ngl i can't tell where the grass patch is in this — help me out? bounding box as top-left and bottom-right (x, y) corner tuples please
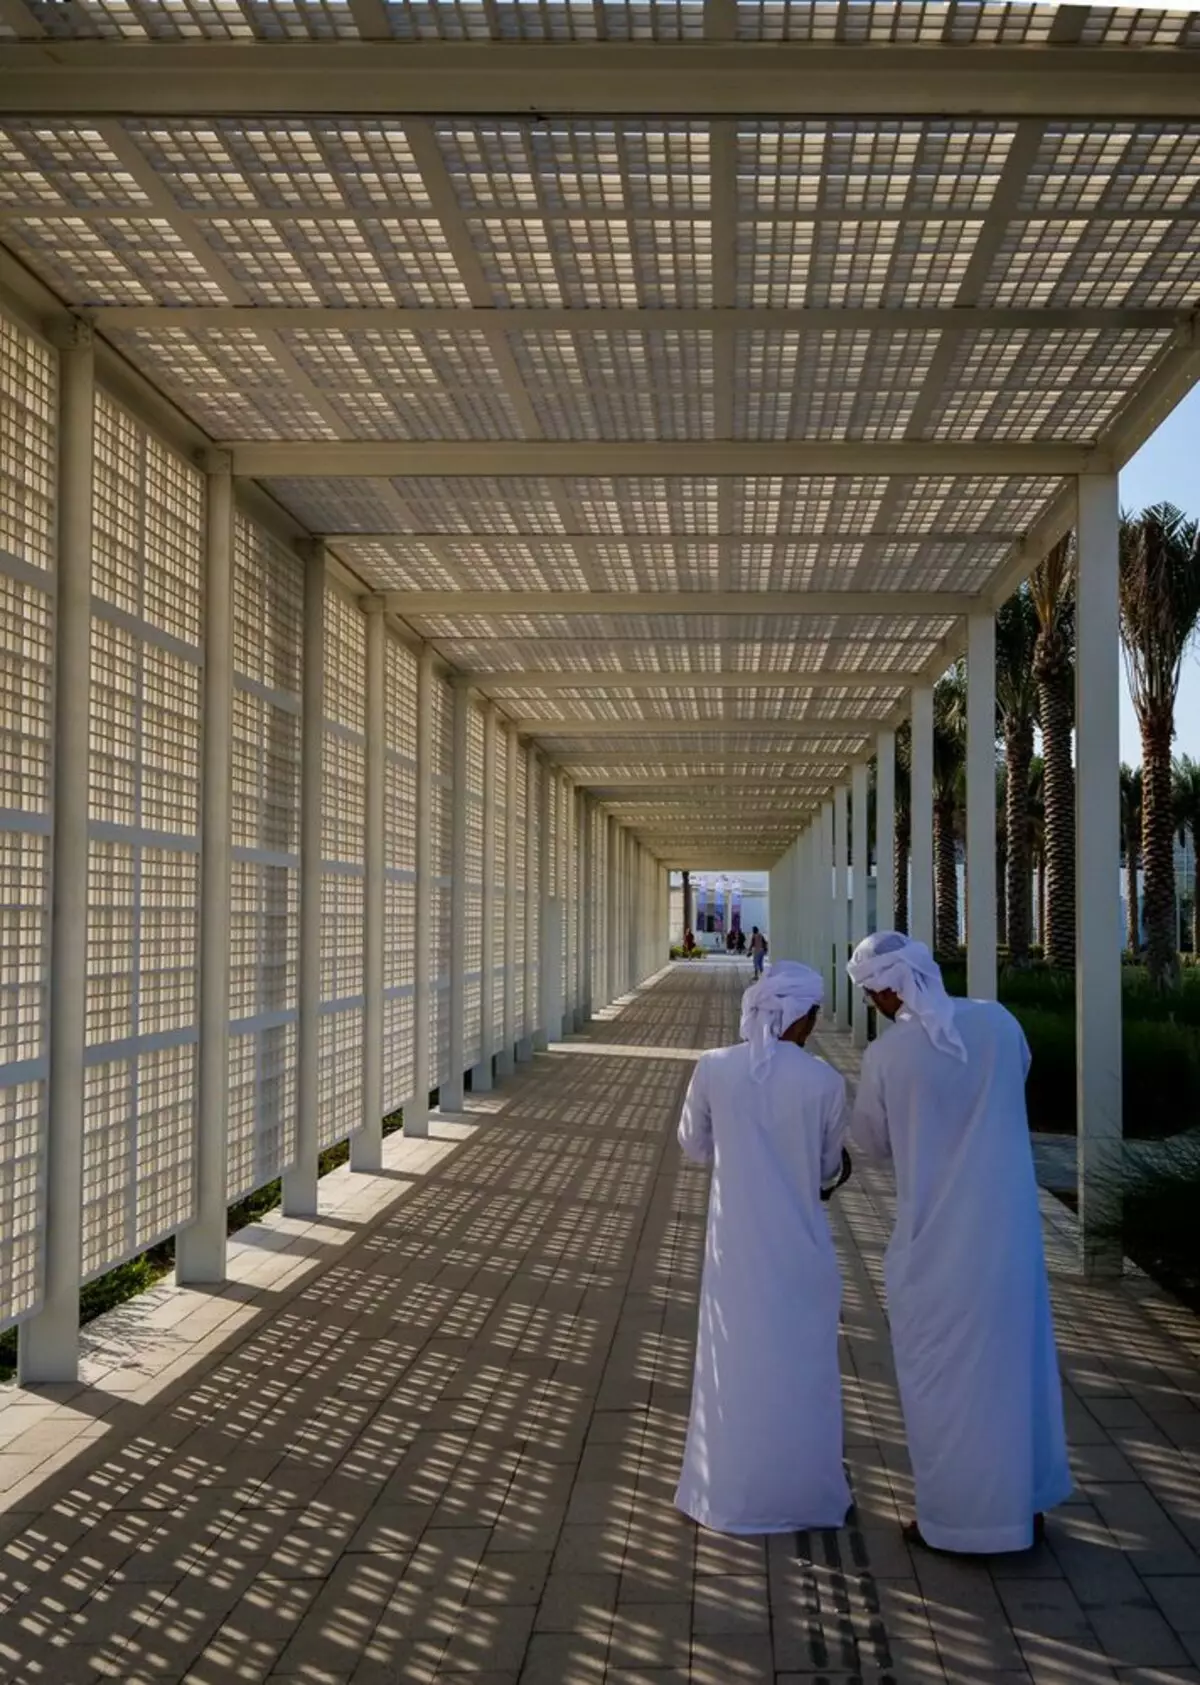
(1094, 1134), (1200, 1315)
(0, 1109), (405, 1386)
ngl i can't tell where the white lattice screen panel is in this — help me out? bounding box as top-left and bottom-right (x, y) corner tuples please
(0, 310), (54, 1330)
(464, 702), (484, 1069)
(591, 807), (607, 1006)
(492, 726), (508, 1051)
(566, 787), (578, 1009)
(513, 746), (527, 1038)
(428, 674), (453, 1086)
(82, 395), (202, 1281)
(227, 513), (302, 1199)
(383, 632), (418, 1115)
(527, 752), (541, 1031)
(318, 583), (365, 1151)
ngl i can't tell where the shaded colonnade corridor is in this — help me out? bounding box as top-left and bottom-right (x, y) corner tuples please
(2, 964), (1200, 1683)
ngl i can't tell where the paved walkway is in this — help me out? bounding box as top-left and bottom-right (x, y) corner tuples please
(2, 964), (1200, 1685)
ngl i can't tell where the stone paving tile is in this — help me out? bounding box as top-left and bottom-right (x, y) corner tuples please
(2, 966), (1200, 1684)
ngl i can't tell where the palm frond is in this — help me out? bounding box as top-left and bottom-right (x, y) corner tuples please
(1119, 503), (1200, 727)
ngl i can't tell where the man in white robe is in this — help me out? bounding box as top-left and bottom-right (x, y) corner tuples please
(675, 961), (852, 1535)
(847, 931), (1072, 1555)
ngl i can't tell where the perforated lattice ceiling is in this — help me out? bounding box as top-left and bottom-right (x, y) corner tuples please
(2, 3), (1198, 861)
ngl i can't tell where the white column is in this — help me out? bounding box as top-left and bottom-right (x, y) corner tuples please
(19, 323), (94, 1383)
(576, 790), (590, 1027)
(851, 762), (869, 1048)
(282, 541), (325, 1216)
(474, 703), (497, 1092)
(833, 785), (850, 1030)
(406, 648), (435, 1135)
(967, 613), (998, 1002)
(1076, 472), (1123, 1277)
(910, 686), (935, 950)
(178, 455), (235, 1279)
(518, 743), (537, 1060)
(608, 815), (621, 1002)
(534, 752), (554, 1050)
(443, 683), (470, 1110)
(498, 725), (518, 1077)
(350, 598), (386, 1172)
(819, 800), (835, 1004)
(876, 730), (896, 934)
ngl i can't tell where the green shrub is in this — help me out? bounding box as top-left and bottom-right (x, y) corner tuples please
(1012, 1006), (1200, 1140)
(669, 945), (705, 960)
(1090, 1133), (1200, 1313)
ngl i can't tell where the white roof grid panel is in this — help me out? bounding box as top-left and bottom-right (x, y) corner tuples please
(929, 327), (1174, 441)
(735, 329), (940, 440)
(734, 474), (891, 535)
(736, 2), (1055, 43)
(124, 120), (432, 214)
(436, 121), (709, 216)
(106, 327), (341, 439)
(980, 214), (1200, 308)
(512, 330), (712, 439)
(1078, 9), (1200, 49)
(723, 538), (1008, 592)
(886, 474), (1060, 533)
(468, 214), (711, 307)
(395, 476), (568, 532)
(1020, 124), (1200, 219)
(201, 215), (469, 306)
(0, 124), (153, 210)
(1, 216), (226, 306)
(739, 121), (1016, 217)
(282, 327), (524, 440)
(576, 759), (847, 777)
(555, 476), (721, 533)
(23, 0), (363, 37)
(347, 537), (591, 591)
(262, 476), (412, 532)
(546, 728), (869, 751)
(511, 689), (902, 722)
(435, 632), (943, 670)
(411, 610), (957, 642)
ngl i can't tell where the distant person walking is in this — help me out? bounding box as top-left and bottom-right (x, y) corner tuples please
(749, 926), (768, 977)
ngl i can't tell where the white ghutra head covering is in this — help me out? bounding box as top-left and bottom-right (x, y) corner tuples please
(846, 931), (967, 1063)
(739, 960), (824, 1083)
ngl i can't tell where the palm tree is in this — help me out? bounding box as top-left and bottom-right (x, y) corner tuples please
(1030, 535), (1075, 969)
(1027, 756), (1046, 950)
(933, 667), (967, 963)
(1120, 763), (1143, 955)
(1174, 756), (1200, 957)
(895, 720), (911, 934)
(996, 586), (1040, 967)
(996, 761), (1008, 949)
(1119, 504), (1200, 990)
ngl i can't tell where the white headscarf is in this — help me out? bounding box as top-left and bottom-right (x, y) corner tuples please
(846, 931), (968, 1063)
(739, 960), (825, 1083)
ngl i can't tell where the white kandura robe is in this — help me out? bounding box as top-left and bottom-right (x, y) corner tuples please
(675, 1039), (852, 1535)
(850, 998), (1072, 1553)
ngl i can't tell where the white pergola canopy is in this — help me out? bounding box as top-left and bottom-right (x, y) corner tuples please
(2, 2), (1199, 867)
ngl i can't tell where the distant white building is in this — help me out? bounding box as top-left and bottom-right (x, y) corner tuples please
(669, 870), (769, 949)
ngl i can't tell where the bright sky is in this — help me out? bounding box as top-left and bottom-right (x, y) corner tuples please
(1118, 383), (1200, 764)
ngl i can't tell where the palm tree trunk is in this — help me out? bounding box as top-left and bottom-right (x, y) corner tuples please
(1125, 839), (1140, 954)
(895, 811), (910, 935)
(1142, 711), (1180, 990)
(681, 869), (691, 941)
(934, 798), (959, 962)
(997, 837), (1008, 948)
(1039, 666), (1075, 970)
(1005, 718), (1034, 966)
(1037, 852), (1047, 952)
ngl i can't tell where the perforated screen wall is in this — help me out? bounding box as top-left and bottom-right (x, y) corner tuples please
(318, 582), (365, 1151)
(428, 672), (453, 1086)
(383, 631), (418, 1115)
(0, 310), (54, 1331)
(83, 394), (202, 1282)
(464, 701), (485, 1070)
(527, 751), (541, 1033)
(228, 512), (302, 1199)
(492, 724), (508, 1052)
(513, 745), (527, 1038)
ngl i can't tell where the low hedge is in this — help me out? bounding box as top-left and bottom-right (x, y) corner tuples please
(1010, 1007), (1199, 1140)
(1087, 1132), (1200, 1313)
